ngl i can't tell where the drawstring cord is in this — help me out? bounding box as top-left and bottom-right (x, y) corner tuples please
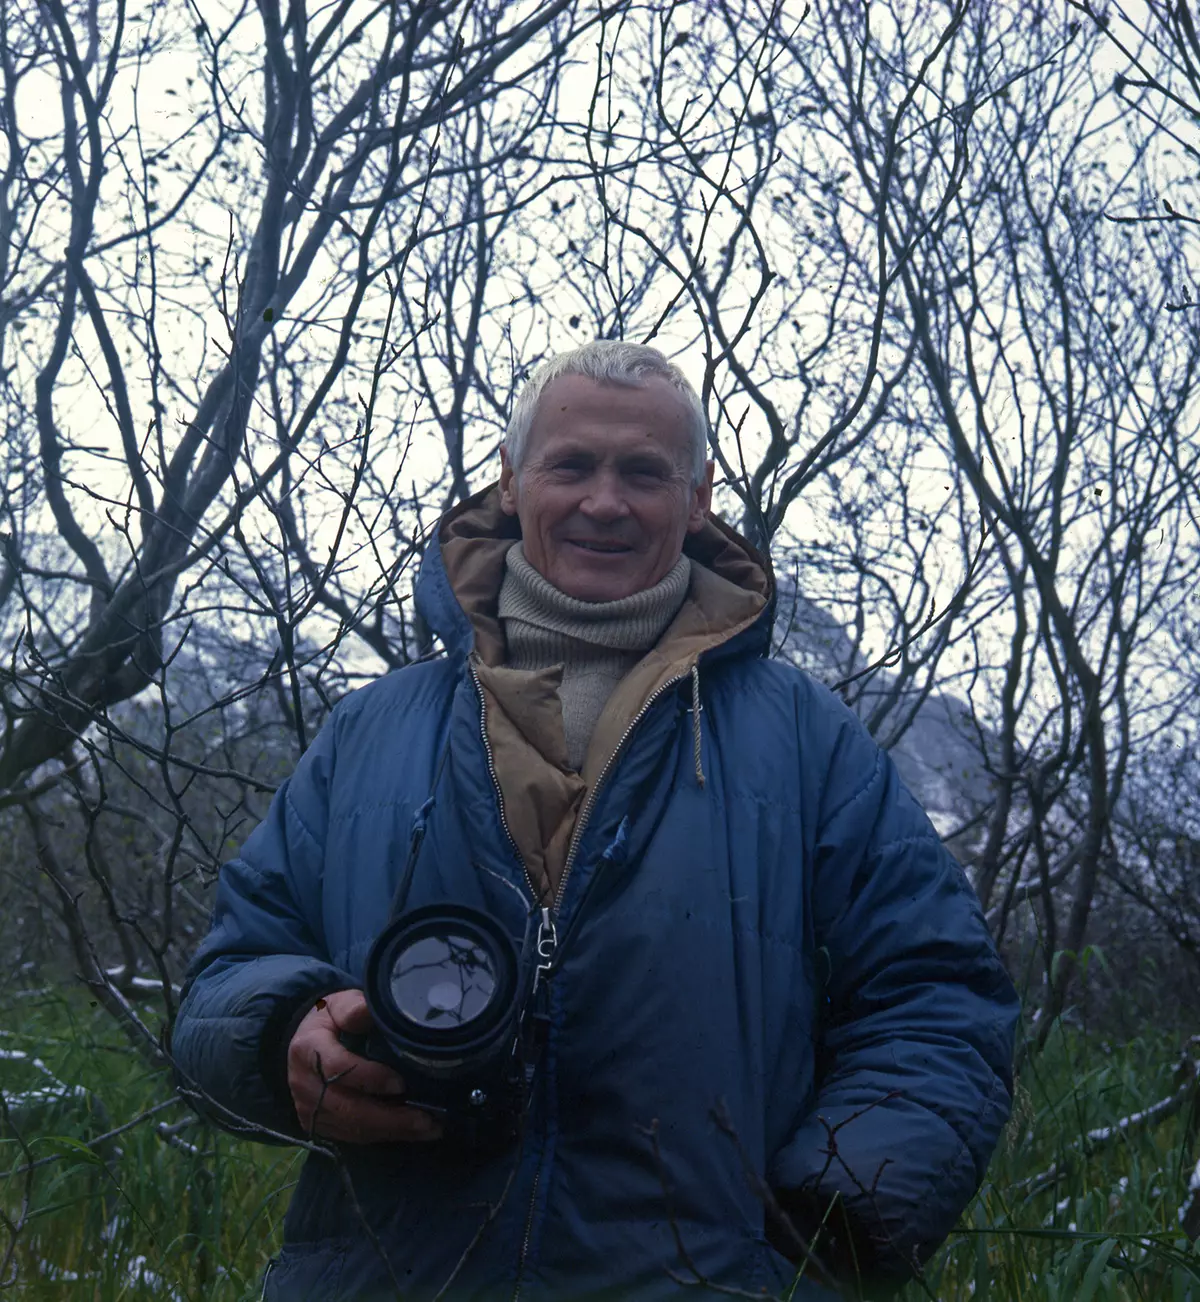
(690, 663), (705, 789)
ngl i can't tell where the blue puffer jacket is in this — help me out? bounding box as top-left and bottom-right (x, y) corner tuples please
(173, 487), (1018, 1301)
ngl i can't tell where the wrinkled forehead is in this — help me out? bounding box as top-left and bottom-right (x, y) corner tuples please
(529, 373), (691, 457)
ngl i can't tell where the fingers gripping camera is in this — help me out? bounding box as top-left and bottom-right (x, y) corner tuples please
(342, 903), (552, 1153)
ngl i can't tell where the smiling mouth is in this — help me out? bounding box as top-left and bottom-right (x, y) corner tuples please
(568, 540), (632, 554)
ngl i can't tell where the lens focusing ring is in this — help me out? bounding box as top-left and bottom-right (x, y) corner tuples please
(365, 905), (520, 1056)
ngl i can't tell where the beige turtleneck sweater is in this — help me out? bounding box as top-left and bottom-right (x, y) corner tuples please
(498, 542), (692, 771)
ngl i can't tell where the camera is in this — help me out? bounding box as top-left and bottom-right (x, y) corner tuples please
(343, 902), (552, 1153)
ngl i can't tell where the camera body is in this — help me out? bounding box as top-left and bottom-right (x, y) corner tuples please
(339, 1027), (530, 1151)
(346, 903), (545, 1153)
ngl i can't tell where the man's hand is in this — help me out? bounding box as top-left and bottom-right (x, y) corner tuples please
(287, 989), (443, 1144)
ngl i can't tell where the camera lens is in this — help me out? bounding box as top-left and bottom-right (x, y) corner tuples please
(390, 932), (499, 1029)
(359, 901), (540, 1147)
(364, 904), (523, 1073)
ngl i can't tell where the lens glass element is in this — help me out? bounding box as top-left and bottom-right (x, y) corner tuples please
(389, 932), (498, 1028)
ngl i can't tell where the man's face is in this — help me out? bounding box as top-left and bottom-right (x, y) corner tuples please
(499, 374), (714, 602)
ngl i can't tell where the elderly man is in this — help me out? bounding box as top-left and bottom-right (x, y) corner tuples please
(173, 341), (1018, 1301)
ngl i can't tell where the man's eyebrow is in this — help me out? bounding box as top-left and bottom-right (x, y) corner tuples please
(540, 445), (676, 469)
(618, 448), (673, 464)
(544, 445), (596, 461)
(619, 453), (677, 474)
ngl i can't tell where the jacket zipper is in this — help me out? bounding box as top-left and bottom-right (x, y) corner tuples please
(470, 657), (543, 903)
(508, 667), (691, 1301)
(470, 657), (549, 1302)
(473, 656), (694, 1297)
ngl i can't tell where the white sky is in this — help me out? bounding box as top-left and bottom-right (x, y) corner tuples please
(8, 0), (1197, 752)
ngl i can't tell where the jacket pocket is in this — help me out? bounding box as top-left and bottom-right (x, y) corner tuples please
(262, 1241), (346, 1301)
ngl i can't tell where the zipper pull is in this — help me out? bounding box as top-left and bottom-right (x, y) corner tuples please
(533, 905), (557, 992)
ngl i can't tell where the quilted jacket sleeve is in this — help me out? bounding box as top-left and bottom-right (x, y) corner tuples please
(768, 697), (1019, 1291)
(171, 711), (354, 1143)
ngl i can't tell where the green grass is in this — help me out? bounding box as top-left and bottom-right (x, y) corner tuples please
(1, 990), (299, 1300)
(894, 1022), (1200, 1302)
(1, 990), (1198, 1299)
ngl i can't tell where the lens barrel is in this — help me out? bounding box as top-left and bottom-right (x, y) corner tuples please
(356, 902), (538, 1150)
(365, 904), (521, 1072)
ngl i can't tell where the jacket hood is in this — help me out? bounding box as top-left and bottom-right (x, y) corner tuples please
(413, 481), (776, 667)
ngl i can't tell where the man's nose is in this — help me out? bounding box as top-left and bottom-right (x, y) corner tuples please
(579, 473), (628, 521)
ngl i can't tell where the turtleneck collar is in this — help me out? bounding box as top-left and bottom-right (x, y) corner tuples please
(497, 542), (692, 775)
(498, 542), (691, 658)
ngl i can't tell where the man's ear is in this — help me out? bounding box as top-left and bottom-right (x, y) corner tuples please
(499, 446), (518, 517)
(686, 461), (715, 533)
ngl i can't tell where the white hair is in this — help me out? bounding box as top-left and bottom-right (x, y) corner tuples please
(504, 341), (709, 486)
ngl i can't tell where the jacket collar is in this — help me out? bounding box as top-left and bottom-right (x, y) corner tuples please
(414, 482), (776, 668)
